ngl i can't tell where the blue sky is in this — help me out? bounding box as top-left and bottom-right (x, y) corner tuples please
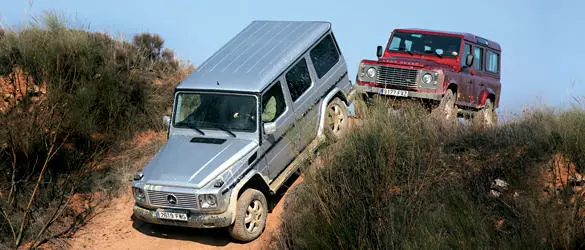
(1, 0), (584, 113)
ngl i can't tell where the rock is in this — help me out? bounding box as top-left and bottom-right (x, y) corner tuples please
(490, 190), (501, 198)
(568, 173), (585, 186)
(491, 178), (509, 191)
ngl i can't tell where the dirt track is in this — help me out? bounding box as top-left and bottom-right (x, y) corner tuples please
(66, 176), (301, 250)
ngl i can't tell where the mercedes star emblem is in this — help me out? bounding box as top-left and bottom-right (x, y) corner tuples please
(166, 194), (177, 205)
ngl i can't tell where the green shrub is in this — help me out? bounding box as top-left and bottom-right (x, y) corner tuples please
(0, 11), (186, 248)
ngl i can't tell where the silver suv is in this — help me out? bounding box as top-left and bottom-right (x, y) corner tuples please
(131, 21), (354, 241)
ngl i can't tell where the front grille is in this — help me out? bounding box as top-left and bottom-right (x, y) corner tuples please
(146, 190), (198, 210)
(376, 66), (419, 87)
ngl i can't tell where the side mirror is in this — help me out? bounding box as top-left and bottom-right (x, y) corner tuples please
(465, 54), (474, 67)
(263, 122), (276, 135)
(376, 46), (383, 58)
(162, 115), (171, 128)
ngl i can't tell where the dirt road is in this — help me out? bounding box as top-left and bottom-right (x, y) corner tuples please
(66, 176), (301, 250)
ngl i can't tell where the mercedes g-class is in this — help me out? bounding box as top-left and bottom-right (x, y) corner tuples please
(131, 21), (354, 242)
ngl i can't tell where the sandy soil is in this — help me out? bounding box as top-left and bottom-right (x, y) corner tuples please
(66, 175), (301, 250)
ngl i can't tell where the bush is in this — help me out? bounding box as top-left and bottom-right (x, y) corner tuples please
(274, 100), (585, 249)
(0, 11), (187, 248)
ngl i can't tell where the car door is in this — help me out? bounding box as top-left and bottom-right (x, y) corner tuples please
(258, 80), (297, 181)
(470, 45), (486, 105)
(458, 43), (473, 105)
(284, 57), (319, 152)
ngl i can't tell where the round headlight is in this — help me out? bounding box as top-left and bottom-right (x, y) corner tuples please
(422, 73), (433, 84)
(367, 68), (376, 78)
(132, 187), (145, 202)
(199, 194), (218, 209)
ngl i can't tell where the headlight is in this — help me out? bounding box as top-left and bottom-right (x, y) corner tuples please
(132, 187), (145, 202)
(367, 68), (376, 78)
(422, 73), (433, 84)
(199, 194), (217, 209)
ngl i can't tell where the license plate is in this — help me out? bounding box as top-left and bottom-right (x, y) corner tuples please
(156, 210), (188, 221)
(380, 88), (408, 97)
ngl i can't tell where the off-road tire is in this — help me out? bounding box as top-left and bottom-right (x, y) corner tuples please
(475, 98), (497, 127)
(325, 98), (349, 140)
(228, 189), (268, 242)
(433, 89), (458, 122)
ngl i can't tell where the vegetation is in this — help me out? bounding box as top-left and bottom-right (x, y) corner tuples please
(0, 11), (190, 248)
(273, 99), (585, 249)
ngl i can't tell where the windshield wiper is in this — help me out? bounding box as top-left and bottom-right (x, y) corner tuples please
(397, 47), (414, 56)
(210, 123), (236, 138)
(425, 50), (443, 58)
(175, 121), (205, 136)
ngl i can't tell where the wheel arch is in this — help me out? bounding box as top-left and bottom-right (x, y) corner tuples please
(445, 83), (458, 96)
(317, 87), (347, 139)
(237, 173), (270, 198)
(479, 88), (497, 107)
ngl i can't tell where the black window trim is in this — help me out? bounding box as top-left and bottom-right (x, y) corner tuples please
(284, 57), (314, 103)
(309, 32), (341, 79)
(260, 80), (289, 123)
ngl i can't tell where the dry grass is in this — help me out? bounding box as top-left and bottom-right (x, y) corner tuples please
(273, 99), (585, 249)
(0, 11), (190, 248)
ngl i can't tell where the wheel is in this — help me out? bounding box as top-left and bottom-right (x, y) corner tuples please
(325, 98), (349, 139)
(228, 189), (268, 242)
(475, 99), (497, 126)
(433, 89), (457, 121)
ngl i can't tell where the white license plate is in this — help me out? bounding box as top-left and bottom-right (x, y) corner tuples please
(156, 210), (188, 221)
(380, 88), (408, 97)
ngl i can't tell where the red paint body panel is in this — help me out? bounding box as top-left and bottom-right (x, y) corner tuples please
(357, 28), (502, 109)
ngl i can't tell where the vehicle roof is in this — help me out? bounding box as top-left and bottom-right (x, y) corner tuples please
(176, 21), (332, 93)
(395, 28), (501, 51)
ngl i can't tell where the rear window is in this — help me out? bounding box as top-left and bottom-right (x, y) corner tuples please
(486, 50), (500, 73)
(310, 34), (340, 79)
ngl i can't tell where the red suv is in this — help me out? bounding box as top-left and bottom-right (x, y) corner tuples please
(355, 28), (501, 124)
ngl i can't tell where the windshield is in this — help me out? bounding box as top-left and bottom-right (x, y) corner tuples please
(388, 31), (462, 58)
(173, 92), (257, 133)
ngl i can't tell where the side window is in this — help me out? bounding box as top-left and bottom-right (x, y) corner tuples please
(461, 43), (472, 66)
(310, 34), (340, 79)
(285, 58), (312, 102)
(473, 47), (484, 71)
(486, 50), (500, 73)
(261, 82), (286, 123)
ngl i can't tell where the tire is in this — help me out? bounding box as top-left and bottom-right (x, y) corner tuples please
(228, 189), (268, 242)
(325, 98), (349, 140)
(476, 98), (497, 127)
(433, 89), (457, 121)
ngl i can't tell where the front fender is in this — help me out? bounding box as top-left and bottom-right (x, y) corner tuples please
(222, 169), (264, 224)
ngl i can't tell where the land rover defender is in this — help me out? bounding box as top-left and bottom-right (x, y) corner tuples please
(355, 28), (501, 124)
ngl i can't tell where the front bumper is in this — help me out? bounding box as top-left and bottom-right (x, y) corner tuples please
(133, 203), (234, 228)
(355, 85), (442, 101)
